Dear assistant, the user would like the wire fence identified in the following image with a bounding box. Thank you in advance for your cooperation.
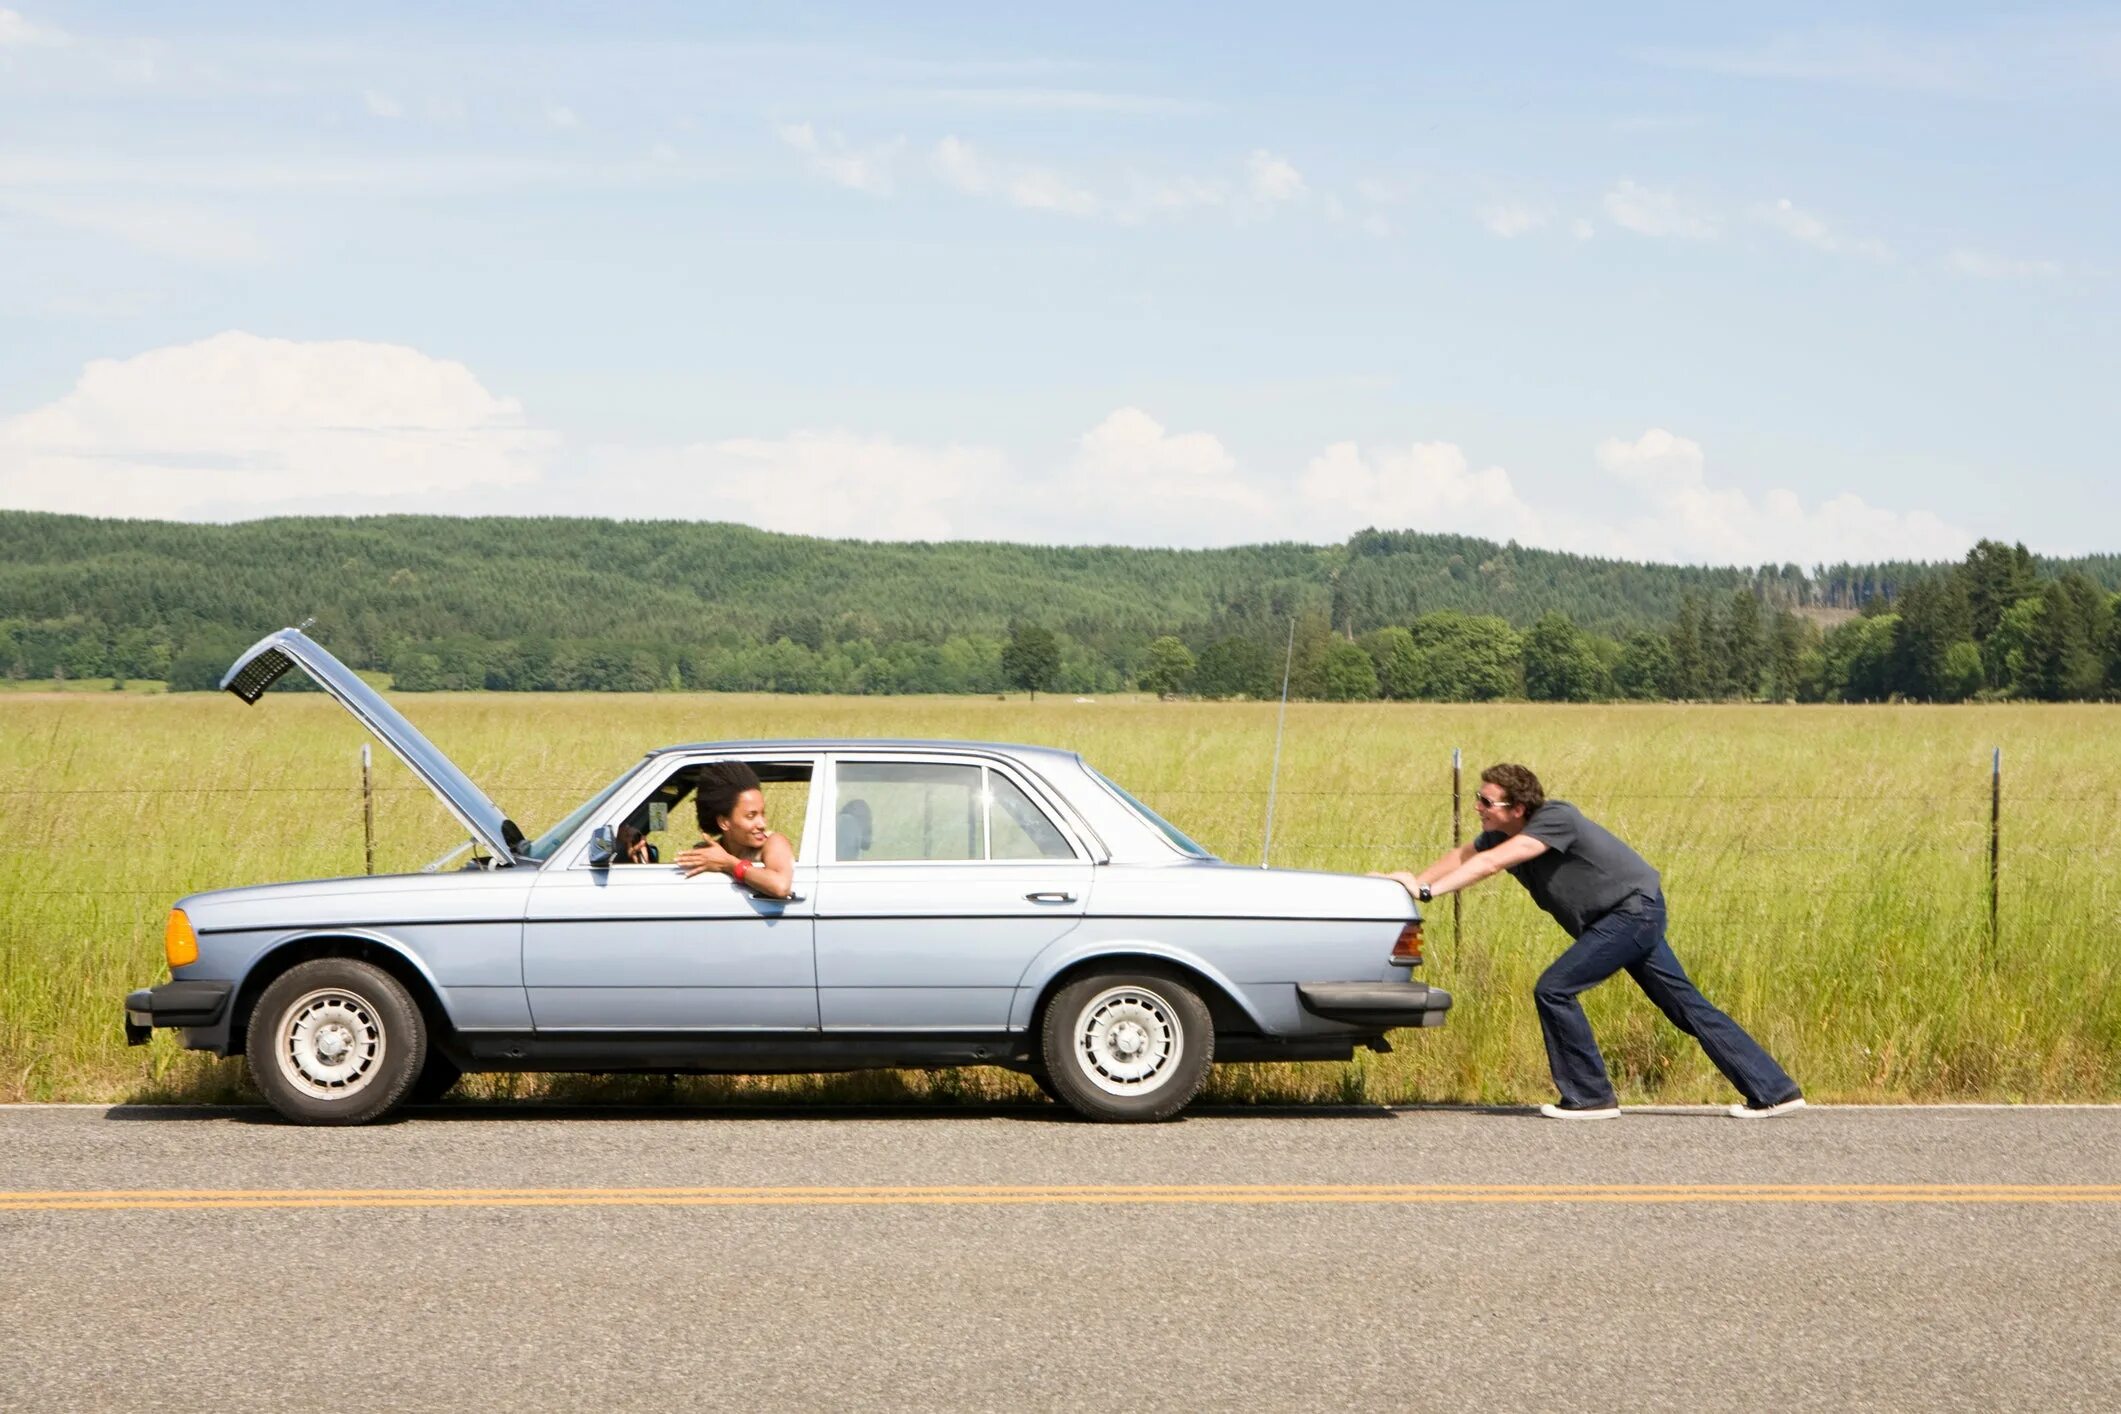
[5,751,2096,961]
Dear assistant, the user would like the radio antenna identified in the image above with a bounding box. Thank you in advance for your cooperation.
[1260,616,1296,868]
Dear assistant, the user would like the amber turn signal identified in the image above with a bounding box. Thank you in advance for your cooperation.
[164,909,198,969]
[1390,920,1424,965]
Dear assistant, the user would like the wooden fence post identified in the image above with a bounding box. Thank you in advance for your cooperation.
[362,743,375,876]
[1988,747,2000,957]
[1451,747,1463,947]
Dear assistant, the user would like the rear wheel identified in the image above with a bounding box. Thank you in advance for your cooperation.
[1038,970,1214,1122]
[246,958,424,1126]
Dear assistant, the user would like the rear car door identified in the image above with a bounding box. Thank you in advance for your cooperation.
[812,753,1091,1031]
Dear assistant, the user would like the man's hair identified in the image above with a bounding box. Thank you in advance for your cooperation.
[1480,763,1545,813]
[694,760,763,836]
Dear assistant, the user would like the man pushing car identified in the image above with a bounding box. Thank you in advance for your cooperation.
[1381,763,1804,1120]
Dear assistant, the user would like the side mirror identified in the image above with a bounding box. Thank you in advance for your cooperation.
[587,824,618,868]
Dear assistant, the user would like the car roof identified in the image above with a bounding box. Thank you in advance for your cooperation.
[642,738,1086,765]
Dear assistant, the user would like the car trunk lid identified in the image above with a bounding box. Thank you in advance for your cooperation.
[221,627,523,865]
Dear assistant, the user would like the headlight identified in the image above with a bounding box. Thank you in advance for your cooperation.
[164,909,199,969]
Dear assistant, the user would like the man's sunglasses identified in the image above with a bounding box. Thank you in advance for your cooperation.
[1474,794,1510,809]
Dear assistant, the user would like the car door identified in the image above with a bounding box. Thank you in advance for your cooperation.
[812,753,1091,1031]
[521,755,822,1031]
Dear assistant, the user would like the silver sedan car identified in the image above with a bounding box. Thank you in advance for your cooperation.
[125,628,1450,1124]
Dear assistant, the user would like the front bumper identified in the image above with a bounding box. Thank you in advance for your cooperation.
[123,980,234,1046]
[1296,981,1453,1029]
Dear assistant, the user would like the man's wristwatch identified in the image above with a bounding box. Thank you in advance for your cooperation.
[1417,883,1433,903]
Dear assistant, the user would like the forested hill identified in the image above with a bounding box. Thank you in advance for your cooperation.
[9,512,1774,640]
[1,511,2115,699]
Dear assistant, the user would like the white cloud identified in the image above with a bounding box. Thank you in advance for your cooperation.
[1007,166,1100,217]
[546,104,580,130]
[1944,247,2062,280]
[362,89,403,119]
[1294,441,1546,546]
[1479,203,1547,238]
[1754,196,1893,261]
[1050,408,1261,544]
[609,432,1007,540]
[923,136,1330,227]
[0,343,1982,566]
[1602,179,1717,239]
[1246,149,1306,204]
[1591,428,1971,565]
[1124,172,1230,217]
[928,136,1101,217]
[777,121,902,195]
[0,8,66,46]
[0,333,551,518]
[930,135,987,192]
[1570,217,1596,240]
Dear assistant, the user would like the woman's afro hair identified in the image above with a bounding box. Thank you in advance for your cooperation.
[695,760,764,836]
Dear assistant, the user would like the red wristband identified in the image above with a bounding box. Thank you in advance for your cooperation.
[732,859,750,883]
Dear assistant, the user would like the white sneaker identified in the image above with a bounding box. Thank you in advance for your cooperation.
[1729,1094,1807,1119]
[1539,1102,1622,1120]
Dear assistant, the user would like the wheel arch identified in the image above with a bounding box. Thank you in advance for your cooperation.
[1025,951,1263,1043]
[227,930,451,1058]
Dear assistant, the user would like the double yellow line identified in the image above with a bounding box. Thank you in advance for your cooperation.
[5,1183,2120,1212]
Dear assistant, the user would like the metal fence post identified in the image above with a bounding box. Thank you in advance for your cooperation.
[1451,747,1463,948]
[362,743,375,876]
[1988,747,2000,957]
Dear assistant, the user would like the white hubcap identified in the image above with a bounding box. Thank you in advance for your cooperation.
[1074,986,1183,1096]
[276,988,386,1100]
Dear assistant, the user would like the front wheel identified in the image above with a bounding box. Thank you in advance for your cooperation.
[1038,970,1214,1122]
[246,958,425,1126]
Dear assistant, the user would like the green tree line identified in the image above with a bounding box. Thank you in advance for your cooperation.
[2,513,2115,702]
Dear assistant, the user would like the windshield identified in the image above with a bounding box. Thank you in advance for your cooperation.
[1087,766,1214,859]
[523,766,641,862]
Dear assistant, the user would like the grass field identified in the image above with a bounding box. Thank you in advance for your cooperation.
[2,691,2116,1107]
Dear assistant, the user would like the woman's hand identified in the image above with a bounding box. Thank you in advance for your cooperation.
[677,839,739,879]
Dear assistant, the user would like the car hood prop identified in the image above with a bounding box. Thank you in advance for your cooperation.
[221,626,522,865]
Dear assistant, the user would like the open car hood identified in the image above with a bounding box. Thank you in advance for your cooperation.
[221,627,523,865]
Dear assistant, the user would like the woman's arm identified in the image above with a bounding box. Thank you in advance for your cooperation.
[678,833,797,898]
[734,833,796,898]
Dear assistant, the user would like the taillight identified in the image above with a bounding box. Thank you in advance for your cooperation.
[164,909,198,969]
[1390,920,1424,965]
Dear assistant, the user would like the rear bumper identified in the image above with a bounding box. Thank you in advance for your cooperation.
[124,981,234,1046]
[1296,981,1453,1029]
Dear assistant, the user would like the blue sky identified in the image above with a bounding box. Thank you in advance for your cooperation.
[0,2,2113,565]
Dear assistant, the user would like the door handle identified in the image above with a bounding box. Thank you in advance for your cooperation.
[1025,891,1076,904]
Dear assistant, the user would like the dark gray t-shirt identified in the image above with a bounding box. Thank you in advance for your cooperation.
[1474,799,1661,937]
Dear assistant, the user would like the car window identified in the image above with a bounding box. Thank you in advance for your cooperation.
[988,771,1076,860]
[619,759,812,862]
[835,761,1076,862]
[837,762,983,861]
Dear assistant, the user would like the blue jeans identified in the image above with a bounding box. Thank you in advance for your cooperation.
[1534,893,1796,1110]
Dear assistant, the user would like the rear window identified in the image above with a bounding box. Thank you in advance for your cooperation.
[1087,767,1213,859]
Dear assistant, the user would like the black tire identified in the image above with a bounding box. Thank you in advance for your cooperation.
[1023,1058,1062,1104]
[1038,970,1214,1122]
[407,1055,463,1106]
[245,958,425,1126]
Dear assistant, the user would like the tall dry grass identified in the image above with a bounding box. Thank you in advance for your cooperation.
[2,691,2115,1106]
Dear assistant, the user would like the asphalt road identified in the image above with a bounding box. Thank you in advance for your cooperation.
[3,1102,2117,1412]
